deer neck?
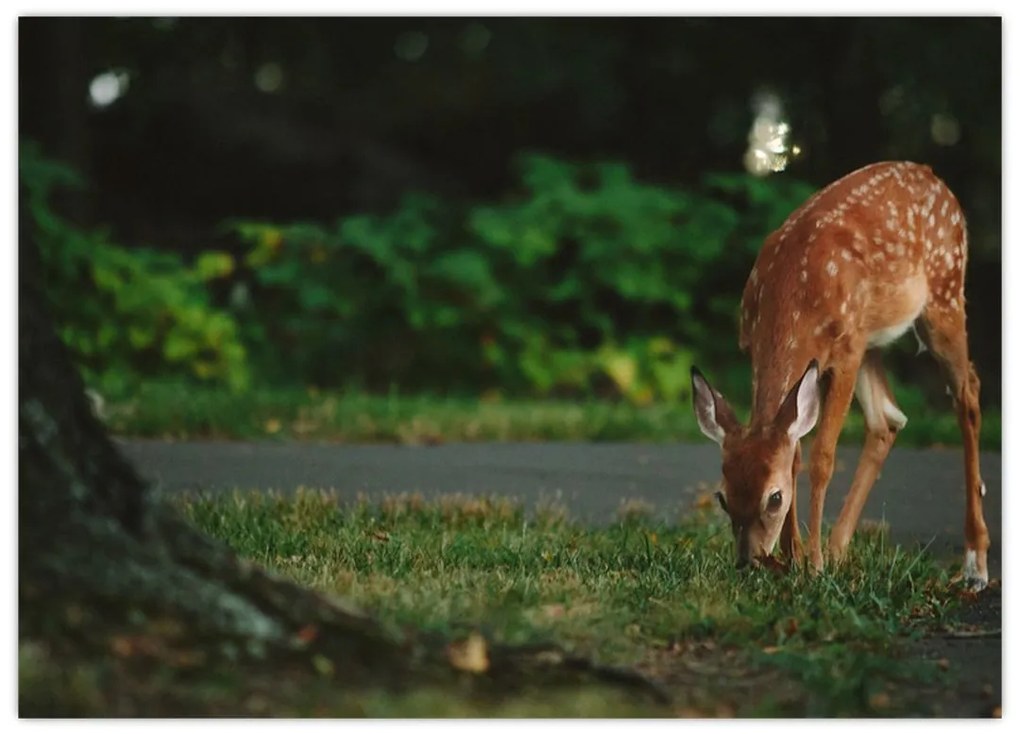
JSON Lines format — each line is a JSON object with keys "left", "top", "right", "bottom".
{"left": 748, "top": 326, "right": 817, "bottom": 432}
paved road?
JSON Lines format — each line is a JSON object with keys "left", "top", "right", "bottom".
{"left": 119, "top": 439, "right": 1001, "bottom": 576}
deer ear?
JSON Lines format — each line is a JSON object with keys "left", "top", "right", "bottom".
{"left": 777, "top": 360, "right": 821, "bottom": 441}
{"left": 691, "top": 366, "right": 740, "bottom": 445}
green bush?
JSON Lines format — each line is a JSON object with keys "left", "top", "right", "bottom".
{"left": 22, "top": 143, "right": 817, "bottom": 403}
{"left": 231, "top": 154, "right": 815, "bottom": 402}
{"left": 20, "top": 142, "right": 250, "bottom": 393}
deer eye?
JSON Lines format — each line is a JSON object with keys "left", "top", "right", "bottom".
{"left": 767, "top": 490, "right": 783, "bottom": 510}
{"left": 715, "top": 491, "right": 729, "bottom": 513}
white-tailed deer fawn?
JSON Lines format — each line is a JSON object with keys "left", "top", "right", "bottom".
{"left": 690, "top": 161, "right": 990, "bottom": 590}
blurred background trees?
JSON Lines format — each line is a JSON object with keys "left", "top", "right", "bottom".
{"left": 19, "top": 17, "right": 1001, "bottom": 411}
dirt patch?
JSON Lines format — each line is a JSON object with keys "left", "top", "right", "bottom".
{"left": 904, "top": 584, "right": 1002, "bottom": 717}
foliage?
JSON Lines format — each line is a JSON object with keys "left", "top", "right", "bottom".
{"left": 20, "top": 142, "right": 250, "bottom": 392}
{"left": 231, "top": 154, "right": 816, "bottom": 402}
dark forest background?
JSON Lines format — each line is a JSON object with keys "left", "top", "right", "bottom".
{"left": 18, "top": 16, "right": 1002, "bottom": 411}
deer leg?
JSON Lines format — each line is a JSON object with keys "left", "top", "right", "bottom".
{"left": 780, "top": 442, "right": 803, "bottom": 562}
{"left": 807, "top": 352, "right": 863, "bottom": 573}
{"left": 918, "top": 310, "right": 989, "bottom": 590}
{"left": 828, "top": 350, "right": 905, "bottom": 562}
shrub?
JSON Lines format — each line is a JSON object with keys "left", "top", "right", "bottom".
{"left": 20, "top": 141, "right": 250, "bottom": 394}
{"left": 230, "top": 154, "right": 815, "bottom": 402}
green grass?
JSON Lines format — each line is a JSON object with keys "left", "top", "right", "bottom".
{"left": 98, "top": 381, "right": 1001, "bottom": 448}
{"left": 165, "top": 490, "right": 963, "bottom": 716}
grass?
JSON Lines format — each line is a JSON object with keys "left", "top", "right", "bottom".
{"left": 21, "top": 490, "right": 993, "bottom": 716}
{"left": 165, "top": 490, "right": 964, "bottom": 716}
{"left": 97, "top": 381, "right": 1001, "bottom": 448}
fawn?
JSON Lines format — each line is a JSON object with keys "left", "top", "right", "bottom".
{"left": 690, "top": 161, "right": 990, "bottom": 590}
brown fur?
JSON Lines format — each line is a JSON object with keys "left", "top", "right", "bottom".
{"left": 696, "top": 162, "right": 989, "bottom": 586}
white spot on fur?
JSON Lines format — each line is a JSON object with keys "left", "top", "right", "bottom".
{"left": 826, "top": 260, "right": 838, "bottom": 276}
{"left": 800, "top": 270, "right": 808, "bottom": 283}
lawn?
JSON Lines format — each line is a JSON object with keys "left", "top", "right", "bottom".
{"left": 24, "top": 488, "right": 994, "bottom": 717}
{"left": 98, "top": 381, "right": 1001, "bottom": 449}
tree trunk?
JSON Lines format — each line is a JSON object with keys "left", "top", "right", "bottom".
{"left": 18, "top": 205, "right": 667, "bottom": 715}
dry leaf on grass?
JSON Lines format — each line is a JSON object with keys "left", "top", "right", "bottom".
{"left": 294, "top": 624, "right": 318, "bottom": 645}
{"left": 446, "top": 631, "right": 489, "bottom": 674}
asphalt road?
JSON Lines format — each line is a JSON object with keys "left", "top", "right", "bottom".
{"left": 119, "top": 439, "right": 1001, "bottom": 577}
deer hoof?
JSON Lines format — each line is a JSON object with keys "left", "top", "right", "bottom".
{"left": 962, "top": 549, "right": 989, "bottom": 592}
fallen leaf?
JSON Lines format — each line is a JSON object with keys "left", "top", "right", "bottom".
{"left": 312, "top": 654, "right": 335, "bottom": 677}
{"left": 868, "top": 692, "right": 892, "bottom": 711}
{"left": 695, "top": 492, "right": 715, "bottom": 510}
{"left": 264, "top": 418, "right": 282, "bottom": 434}
{"left": 761, "top": 645, "right": 781, "bottom": 655}
{"left": 110, "top": 636, "right": 134, "bottom": 658}
{"left": 936, "top": 657, "right": 951, "bottom": 671}
{"left": 447, "top": 632, "right": 489, "bottom": 674}
{"left": 540, "top": 604, "right": 566, "bottom": 620}
{"left": 295, "top": 624, "right": 318, "bottom": 644}
{"left": 371, "top": 530, "right": 390, "bottom": 543}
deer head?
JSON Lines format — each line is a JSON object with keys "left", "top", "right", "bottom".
{"left": 690, "top": 361, "right": 821, "bottom": 568}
